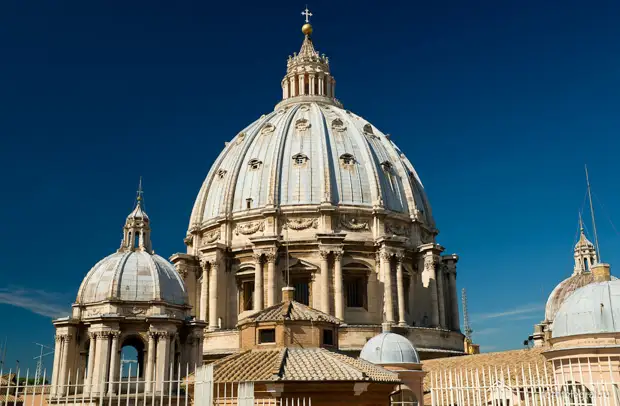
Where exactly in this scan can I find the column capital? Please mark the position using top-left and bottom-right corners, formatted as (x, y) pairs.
(319, 249), (330, 260)
(265, 250), (277, 263)
(148, 331), (158, 339)
(110, 331), (121, 339)
(252, 251), (263, 262)
(333, 250), (343, 261)
(380, 250), (393, 260)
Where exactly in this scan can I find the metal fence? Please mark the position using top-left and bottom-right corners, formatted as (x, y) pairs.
(429, 356), (620, 406)
(0, 364), (312, 406)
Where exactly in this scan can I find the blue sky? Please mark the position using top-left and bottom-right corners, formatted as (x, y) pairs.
(1, 0), (620, 373)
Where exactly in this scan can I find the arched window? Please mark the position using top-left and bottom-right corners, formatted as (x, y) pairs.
(134, 232), (140, 248)
(584, 258), (590, 272)
(340, 153), (356, 167)
(390, 388), (418, 406)
(248, 159), (262, 170)
(292, 153), (309, 166)
(120, 336), (145, 378)
(237, 268), (256, 312)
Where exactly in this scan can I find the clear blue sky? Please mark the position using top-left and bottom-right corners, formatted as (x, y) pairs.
(1, 0), (620, 373)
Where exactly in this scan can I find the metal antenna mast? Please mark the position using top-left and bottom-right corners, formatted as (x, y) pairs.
(585, 165), (602, 262)
(0, 337), (7, 370)
(462, 288), (473, 341)
(33, 343), (54, 385)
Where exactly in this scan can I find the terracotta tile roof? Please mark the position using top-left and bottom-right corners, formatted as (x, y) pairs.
(0, 374), (15, 386)
(422, 347), (552, 392)
(239, 301), (341, 325)
(0, 394), (22, 403)
(213, 347), (399, 383)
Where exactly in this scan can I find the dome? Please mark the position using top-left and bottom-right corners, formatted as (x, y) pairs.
(189, 103), (434, 229)
(76, 251), (187, 305)
(544, 273), (618, 322)
(188, 29), (434, 233)
(76, 185), (187, 306)
(359, 332), (420, 364)
(552, 279), (620, 338)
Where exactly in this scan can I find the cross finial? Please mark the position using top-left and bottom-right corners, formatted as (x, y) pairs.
(136, 176), (144, 205)
(579, 211), (584, 233)
(301, 6), (312, 23)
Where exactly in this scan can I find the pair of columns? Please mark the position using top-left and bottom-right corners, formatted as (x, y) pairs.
(421, 250), (460, 330)
(378, 249), (407, 326)
(319, 248), (344, 320)
(78, 331), (120, 396)
(252, 250), (277, 311)
(144, 331), (177, 393)
(198, 259), (219, 330)
(51, 333), (72, 397)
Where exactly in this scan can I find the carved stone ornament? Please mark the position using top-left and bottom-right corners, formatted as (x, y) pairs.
(183, 234), (194, 247)
(260, 123), (276, 136)
(86, 308), (102, 317)
(340, 216), (369, 231)
(295, 118), (311, 131)
(385, 221), (408, 236)
(299, 104), (310, 112)
(283, 217), (318, 230)
(331, 118), (347, 132)
(202, 230), (220, 245)
(125, 306), (146, 316)
(236, 132), (246, 145)
(363, 123), (378, 139)
(235, 221), (265, 235)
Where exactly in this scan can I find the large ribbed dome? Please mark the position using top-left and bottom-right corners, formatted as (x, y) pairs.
(189, 103), (434, 229)
(76, 251), (187, 305)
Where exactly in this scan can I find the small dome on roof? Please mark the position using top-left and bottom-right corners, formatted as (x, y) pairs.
(552, 278), (620, 338)
(359, 332), (420, 364)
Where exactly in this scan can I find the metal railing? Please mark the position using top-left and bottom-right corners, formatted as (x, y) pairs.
(429, 356), (620, 406)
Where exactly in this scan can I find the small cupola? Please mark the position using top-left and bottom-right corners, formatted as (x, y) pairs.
(276, 8), (342, 109)
(119, 178), (153, 253)
(574, 214), (598, 274)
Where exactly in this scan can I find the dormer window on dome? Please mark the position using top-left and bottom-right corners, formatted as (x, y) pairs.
(261, 123), (276, 136)
(292, 153), (309, 166)
(217, 169), (227, 179)
(381, 161), (394, 173)
(340, 153), (355, 167)
(248, 159), (262, 170)
(295, 118), (311, 131)
(332, 118), (347, 132)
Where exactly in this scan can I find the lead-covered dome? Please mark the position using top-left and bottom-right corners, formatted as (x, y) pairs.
(76, 194), (187, 306)
(188, 30), (434, 233)
(360, 332), (420, 364)
(552, 278), (620, 338)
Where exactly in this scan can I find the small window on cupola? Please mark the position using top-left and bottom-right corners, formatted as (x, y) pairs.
(381, 161), (393, 173)
(246, 198), (253, 209)
(217, 169), (227, 179)
(292, 153), (309, 166)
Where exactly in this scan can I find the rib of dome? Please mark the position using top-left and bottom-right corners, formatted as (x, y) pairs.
(76, 251), (188, 305)
(189, 103), (433, 230)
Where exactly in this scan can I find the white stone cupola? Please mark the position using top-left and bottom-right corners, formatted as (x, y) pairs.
(574, 215), (598, 274)
(119, 178), (152, 253)
(277, 10), (341, 109)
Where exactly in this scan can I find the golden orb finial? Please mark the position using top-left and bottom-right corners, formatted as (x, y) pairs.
(301, 23), (313, 36)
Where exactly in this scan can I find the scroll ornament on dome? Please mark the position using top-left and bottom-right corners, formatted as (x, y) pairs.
(260, 123), (276, 136)
(235, 221), (265, 235)
(183, 234), (194, 247)
(283, 217), (318, 230)
(340, 216), (369, 231)
(236, 132), (246, 145)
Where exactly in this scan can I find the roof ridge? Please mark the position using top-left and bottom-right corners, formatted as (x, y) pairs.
(272, 347), (288, 380)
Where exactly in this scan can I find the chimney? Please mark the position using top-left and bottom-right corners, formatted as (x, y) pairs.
(592, 263), (611, 282)
(282, 287), (295, 302)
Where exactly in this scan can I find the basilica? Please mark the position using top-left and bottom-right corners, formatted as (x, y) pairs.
(47, 12), (465, 405)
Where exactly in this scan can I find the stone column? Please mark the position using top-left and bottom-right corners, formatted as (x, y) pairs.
(326, 78), (332, 99)
(107, 332), (120, 394)
(289, 77), (296, 97)
(145, 332), (156, 393)
(396, 253), (407, 326)
(199, 264), (208, 322)
(253, 253), (263, 311)
(436, 264), (446, 328)
(95, 333), (110, 394)
(266, 251), (277, 307)
(408, 271), (416, 320)
(445, 256), (460, 330)
(423, 252), (440, 327)
(57, 335), (71, 396)
(282, 80), (288, 99)
(51, 335), (62, 396)
(319, 249), (330, 314)
(209, 262), (219, 330)
(318, 75), (325, 96)
(84, 332), (96, 394)
(155, 332), (170, 393)
(380, 250), (394, 324)
(299, 75), (305, 96)
(309, 74), (315, 95)
(195, 332), (204, 367)
(168, 334), (176, 379)
(333, 250), (344, 320)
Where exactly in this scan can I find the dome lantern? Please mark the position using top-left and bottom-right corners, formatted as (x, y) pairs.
(573, 213), (598, 274)
(277, 7), (341, 109)
(119, 177), (153, 254)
